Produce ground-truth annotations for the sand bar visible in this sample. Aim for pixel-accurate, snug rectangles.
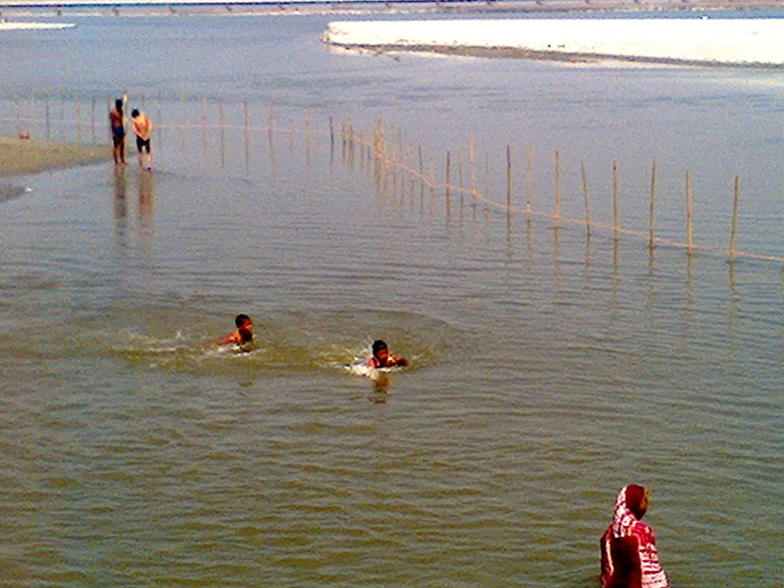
[324,18,784,67]
[0,22,75,29]
[0,137,108,177]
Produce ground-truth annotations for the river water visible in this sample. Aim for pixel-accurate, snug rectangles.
[1,11,782,586]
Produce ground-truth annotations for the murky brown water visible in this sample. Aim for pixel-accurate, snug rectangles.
[1,12,782,586]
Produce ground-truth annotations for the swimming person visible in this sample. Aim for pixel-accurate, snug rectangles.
[213,314,254,346]
[368,339,408,368]
[109,98,126,165]
[600,484,670,588]
[131,108,153,170]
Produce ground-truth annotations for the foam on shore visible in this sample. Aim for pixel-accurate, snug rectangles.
[324,18,784,67]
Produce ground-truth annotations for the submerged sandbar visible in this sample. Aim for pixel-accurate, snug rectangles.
[324,18,784,67]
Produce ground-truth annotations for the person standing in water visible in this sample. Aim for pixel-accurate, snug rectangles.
[109,98,126,165]
[213,314,254,346]
[367,339,408,368]
[600,484,670,588]
[131,108,153,170]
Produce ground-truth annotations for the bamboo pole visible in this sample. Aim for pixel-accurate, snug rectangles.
[469,135,476,198]
[219,101,226,167]
[484,151,490,205]
[157,90,163,148]
[430,159,436,200]
[76,97,82,142]
[201,96,209,164]
[329,116,335,159]
[612,160,620,237]
[91,96,96,143]
[685,170,694,251]
[648,158,657,250]
[554,150,561,219]
[445,150,451,205]
[729,175,741,260]
[243,100,250,173]
[581,159,591,234]
[525,146,533,214]
[506,145,512,211]
[267,100,275,147]
[458,152,464,191]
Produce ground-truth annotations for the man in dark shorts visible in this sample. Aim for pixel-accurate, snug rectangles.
[131,108,153,170]
[109,98,126,165]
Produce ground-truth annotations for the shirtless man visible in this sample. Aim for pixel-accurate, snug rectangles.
[368,339,408,368]
[109,98,126,165]
[214,314,254,346]
[131,108,153,170]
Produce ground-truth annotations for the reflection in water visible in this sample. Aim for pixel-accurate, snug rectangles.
[113,167,155,253]
[137,170,155,252]
[369,373,390,400]
[113,165,128,247]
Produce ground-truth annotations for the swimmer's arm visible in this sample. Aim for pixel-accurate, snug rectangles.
[211,331,240,346]
[392,356,409,367]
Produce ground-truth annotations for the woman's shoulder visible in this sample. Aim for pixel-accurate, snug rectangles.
[629,520,655,542]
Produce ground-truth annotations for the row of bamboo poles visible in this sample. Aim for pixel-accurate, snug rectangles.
[340,119,771,263]
[0,93,779,264]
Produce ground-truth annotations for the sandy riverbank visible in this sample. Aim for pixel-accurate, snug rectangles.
[0,137,108,177]
[324,18,784,67]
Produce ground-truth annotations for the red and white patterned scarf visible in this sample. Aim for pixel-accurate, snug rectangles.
[611,485,670,588]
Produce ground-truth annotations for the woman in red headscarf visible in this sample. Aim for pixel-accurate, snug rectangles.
[600,484,670,588]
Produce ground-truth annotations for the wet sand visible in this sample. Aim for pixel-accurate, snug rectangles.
[0,137,108,177]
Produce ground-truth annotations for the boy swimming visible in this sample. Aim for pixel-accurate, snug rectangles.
[367,339,408,368]
[213,314,254,346]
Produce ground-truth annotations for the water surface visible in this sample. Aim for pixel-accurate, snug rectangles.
[1,12,782,586]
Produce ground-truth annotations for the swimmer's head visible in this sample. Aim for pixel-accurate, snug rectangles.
[371,339,389,361]
[115,98,123,110]
[131,109,140,118]
[235,314,252,329]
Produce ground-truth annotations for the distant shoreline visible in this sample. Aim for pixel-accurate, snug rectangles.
[330,43,784,69]
[0,0,782,18]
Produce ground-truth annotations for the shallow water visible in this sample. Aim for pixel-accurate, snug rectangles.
[1,11,783,586]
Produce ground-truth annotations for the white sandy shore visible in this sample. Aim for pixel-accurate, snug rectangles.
[324,18,784,67]
[0,21,75,29]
